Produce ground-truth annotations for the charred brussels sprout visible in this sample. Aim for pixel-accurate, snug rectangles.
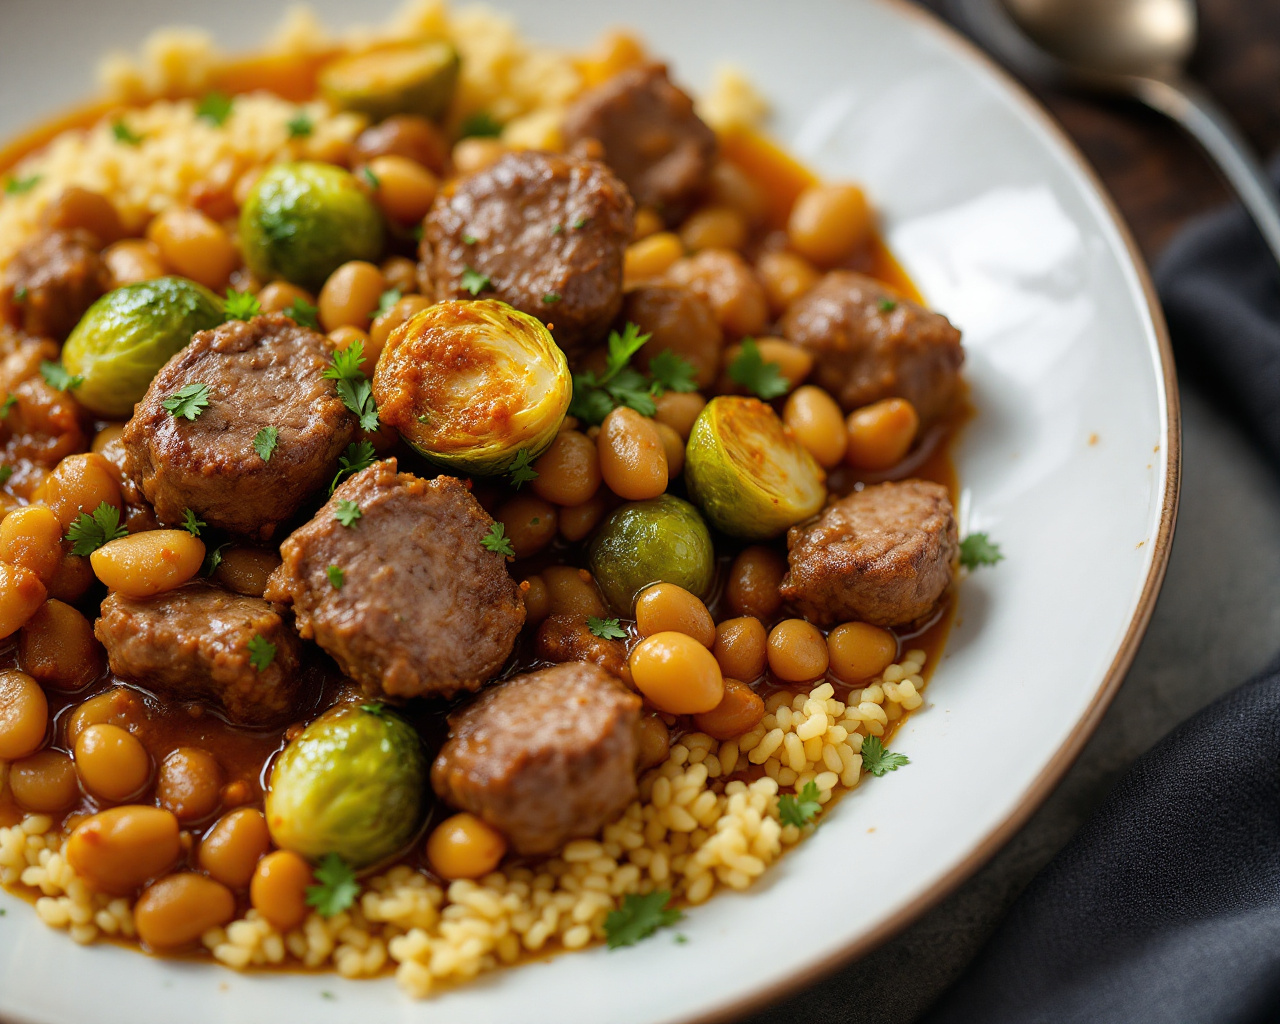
[685,396,826,540]
[320,41,461,122]
[372,299,571,475]
[61,277,224,417]
[265,703,428,869]
[587,494,714,613]
[240,163,385,291]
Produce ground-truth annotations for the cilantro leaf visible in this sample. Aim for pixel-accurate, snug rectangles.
[334,500,362,528]
[777,781,822,828]
[959,533,1003,570]
[305,853,360,918]
[1,395,16,417]
[181,508,205,538]
[323,343,379,431]
[111,121,144,145]
[507,449,538,489]
[253,426,279,462]
[461,267,491,296]
[40,361,83,392]
[375,289,402,320]
[541,292,561,305]
[605,891,683,949]
[481,522,514,557]
[567,323,656,425]
[571,216,588,230]
[459,111,503,138]
[223,288,261,322]
[3,175,40,195]
[604,322,652,376]
[0,466,12,486]
[877,297,899,313]
[323,341,366,383]
[196,91,233,126]
[727,338,788,400]
[286,110,313,138]
[65,501,128,556]
[283,296,318,329]
[162,383,211,421]
[330,439,377,493]
[462,233,478,245]
[247,635,276,672]
[202,542,229,577]
[647,350,699,395]
[326,565,345,589]
[587,616,626,640]
[860,735,909,777]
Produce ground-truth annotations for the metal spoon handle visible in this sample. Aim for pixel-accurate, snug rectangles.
[1133,75,1280,267]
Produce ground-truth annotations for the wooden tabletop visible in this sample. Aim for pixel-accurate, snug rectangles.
[921,0,1280,259]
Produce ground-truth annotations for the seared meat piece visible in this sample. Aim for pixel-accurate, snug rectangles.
[780,479,958,628]
[563,64,717,223]
[264,460,524,699]
[95,585,305,726]
[1,230,109,340]
[622,284,723,389]
[432,662,642,855]
[780,271,964,422]
[421,150,633,354]
[122,314,356,541]
[536,613,629,681]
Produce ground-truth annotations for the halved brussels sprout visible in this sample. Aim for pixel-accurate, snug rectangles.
[372,299,572,475]
[685,395,826,540]
[587,494,714,613]
[240,162,385,291]
[61,277,224,418]
[265,703,428,869]
[320,41,460,122]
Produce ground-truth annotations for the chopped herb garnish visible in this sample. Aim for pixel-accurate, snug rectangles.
[604,891,683,949]
[334,499,362,528]
[223,288,262,322]
[462,233,478,245]
[550,223,564,235]
[567,322,657,424]
[459,111,503,138]
[247,635,276,672]
[375,288,402,319]
[324,342,365,382]
[507,448,539,489]
[326,565,345,589]
[253,426,279,462]
[959,532,1003,570]
[40,361,83,392]
[283,296,319,329]
[330,439,377,493]
[65,501,128,556]
[360,702,385,716]
[323,342,379,431]
[360,165,380,190]
[305,853,360,918]
[412,224,424,242]
[481,522,515,557]
[647,350,699,395]
[286,110,314,138]
[202,542,230,577]
[320,992,334,1001]
[111,121,143,145]
[461,267,491,296]
[588,616,626,640]
[162,383,211,421]
[196,91,233,126]
[13,286,27,303]
[0,395,15,417]
[0,466,12,486]
[416,413,430,424]
[877,297,899,313]
[778,781,822,828]
[727,338,789,400]
[541,292,561,305]
[3,174,40,195]
[571,216,588,230]
[860,735,909,777]
[675,933,688,945]
[181,508,205,538]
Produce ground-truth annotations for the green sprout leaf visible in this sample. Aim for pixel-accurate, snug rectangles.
[327,565,345,589]
[461,267,491,296]
[727,338,788,400]
[162,383,211,421]
[604,891,683,949]
[181,508,206,538]
[202,542,230,577]
[111,121,144,145]
[40,361,83,392]
[65,502,127,556]
[330,439,377,493]
[507,449,539,489]
[223,288,262,322]
[481,522,514,558]
[305,853,360,918]
[283,296,319,329]
[860,735,909,777]
[196,91,233,126]
[647,350,699,395]
[587,616,626,640]
[959,532,1003,570]
[253,426,279,462]
[334,500,362,528]
[247,635,276,672]
[777,781,822,828]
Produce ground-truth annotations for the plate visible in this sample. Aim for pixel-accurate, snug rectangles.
[0,1,1178,1022]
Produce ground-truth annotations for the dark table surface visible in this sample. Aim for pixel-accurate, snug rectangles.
[743,1,1280,1021]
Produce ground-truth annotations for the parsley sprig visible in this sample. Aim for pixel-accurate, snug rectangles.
[181,508,205,538]
[959,533,1003,570]
[334,500,362,528]
[286,110,313,139]
[253,426,279,462]
[3,175,40,195]
[860,736,909,777]
[461,267,491,296]
[162,383,211,420]
[375,288,402,319]
[567,323,696,426]
[587,616,626,640]
[223,288,262,322]
[111,121,144,146]
[247,635,276,672]
[507,449,538,489]
[40,361,83,392]
[196,92,233,126]
[481,522,514,558]
[323,342,379,432]
[305,853,360,918]
[203,542,230,577]
[65,502,128,556]
[284,297,319,329]
[331,439,377,493]
[459,111,503,138]
[778,781,822,828]
[727,338,788,400]
[326,565,345,589]
[604,891,683,949]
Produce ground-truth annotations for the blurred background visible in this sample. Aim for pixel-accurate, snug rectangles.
[745,1,1280,1021]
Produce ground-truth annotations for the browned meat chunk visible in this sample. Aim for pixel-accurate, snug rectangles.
[432,662,642,855]
[264,460,524,699]
[780,479,957,628]
[563,64,717,223]
[1,230,109,340]
[95,585,305,726]
[122,314,357,541]
[421,150,633,354]
[622,284,723,389]
[535,613,629,681]
[780,271,964,422]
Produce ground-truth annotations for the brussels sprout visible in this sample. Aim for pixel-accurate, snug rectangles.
[61,277,224,417]
[265,703,428,869]
[372,299,572,475]
[240,162,385,291]
[685,396,827,540]
[320,41,460,122]
[587,495,714,613]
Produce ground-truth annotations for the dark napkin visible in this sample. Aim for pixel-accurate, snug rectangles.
[920,167,1280,1024]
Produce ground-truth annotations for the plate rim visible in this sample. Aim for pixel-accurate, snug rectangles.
[685,2,1181,1020]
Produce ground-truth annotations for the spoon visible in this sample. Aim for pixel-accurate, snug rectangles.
[952,0,1280,267]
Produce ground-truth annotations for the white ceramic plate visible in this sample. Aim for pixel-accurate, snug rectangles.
[0,1,1178,1022]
